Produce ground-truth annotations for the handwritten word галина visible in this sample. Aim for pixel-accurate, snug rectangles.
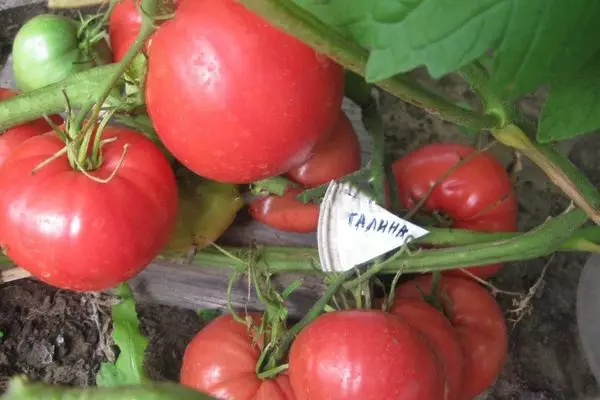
[347,212,409,238]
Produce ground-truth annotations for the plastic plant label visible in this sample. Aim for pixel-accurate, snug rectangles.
[317,181,429,273]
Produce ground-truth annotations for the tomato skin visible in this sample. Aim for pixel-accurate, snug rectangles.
[181,314,295,400]
[249,188,319,234]
[109,0,178,62]
[393,143,517,278]
[389,299,463,400]
[0,88,63,168]
[146,0,344,183]
[288,310,444,400]
[395,275,508,399]
[163,175,243,253]
[12,14,111,91]
[250,112,361,233]
[286,112,362,187]
[0,127,178,291]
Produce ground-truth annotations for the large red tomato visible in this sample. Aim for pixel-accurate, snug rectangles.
[108,0,178,62]
[145,0,344,183]
[395,275,508,399]
[393,143,517,278]
[180,313,295,400]
[0,88,63,168]
[0,127,178,291]
[249,112,361,233]
[288,310,444,400]
[390,299,463,400]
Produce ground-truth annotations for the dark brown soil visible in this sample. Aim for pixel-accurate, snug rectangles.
[0,279,205,392]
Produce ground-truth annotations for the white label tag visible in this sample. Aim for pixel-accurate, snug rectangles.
[317,181,429,273]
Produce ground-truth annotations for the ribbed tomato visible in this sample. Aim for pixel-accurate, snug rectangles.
[181,313,295,400]
[393,143,517,278]
[395,275,508,399]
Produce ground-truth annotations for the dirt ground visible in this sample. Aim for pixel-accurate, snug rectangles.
[2,2,600,399]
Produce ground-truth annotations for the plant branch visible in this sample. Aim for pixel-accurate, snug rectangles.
[0,65,119,131]
[238,0,499,131]
[1,377,217,400]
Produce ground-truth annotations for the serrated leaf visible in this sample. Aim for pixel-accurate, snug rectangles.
[538,55,600,143]
[295,0,512,82]
[96,283,149,388]
[491,0,600,100]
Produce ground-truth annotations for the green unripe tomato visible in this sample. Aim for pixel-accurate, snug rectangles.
[12,14,112,91]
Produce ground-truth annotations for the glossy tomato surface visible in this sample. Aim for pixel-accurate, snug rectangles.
[249,188,319,234]
[0,88,63,168]
[390,299,463,400]
[109,0,178,62]
[286,112,361,187]
[250,112,360,233]
[0,127,178,291]
[288,310,444,400]
[393,143,517,278]
[396,275,508,399]
[12,14,111,91]
[146,0,344,183]
[181,313,295,400]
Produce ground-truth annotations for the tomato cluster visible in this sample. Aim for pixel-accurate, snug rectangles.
[2,1,519,397]
[180,274,507,400]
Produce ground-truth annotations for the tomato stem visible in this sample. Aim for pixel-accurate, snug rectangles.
[252,176,296,196]
[238,0,500,130]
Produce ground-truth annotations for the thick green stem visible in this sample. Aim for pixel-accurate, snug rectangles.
[0,65,119,131]
[238,0,498,130]
[459,65,600,224]
[1,378,216,400]
[74,0,159,136]
[363,100,386,205]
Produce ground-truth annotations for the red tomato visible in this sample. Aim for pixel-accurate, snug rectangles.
[286,112,361,187]
[0,88,63,168]
[389,299,463,400]
[181,313,295,400]
[395,275,508,399]
[249,112,361,233]
[249,188,319,234]
[109,0,178,62]
[146,0,344,183]
[0,127,178,291]
[392,143,517,278]
[288,310,444,400]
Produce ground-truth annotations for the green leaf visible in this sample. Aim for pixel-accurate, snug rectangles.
[196,309,222,323]
[490,0,600,100]
[96,284,149,388]
[538,55,600,143]
[295,0,512,82]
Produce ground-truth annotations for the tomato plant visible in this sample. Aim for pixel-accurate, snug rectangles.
[12,14,111,91]
[389,299,463,400]
[395,275,508,399]
[393,143,518,278]
[249,112,361,233]
[0,88,63,168]
[288,310,444,400]
[145,0,344,183]
[163,171,243,253]
[0,127,178,291]
[180,313,295,399]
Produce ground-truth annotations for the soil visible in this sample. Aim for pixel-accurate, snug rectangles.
[1,2,600,399]
[0,279,205,392]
